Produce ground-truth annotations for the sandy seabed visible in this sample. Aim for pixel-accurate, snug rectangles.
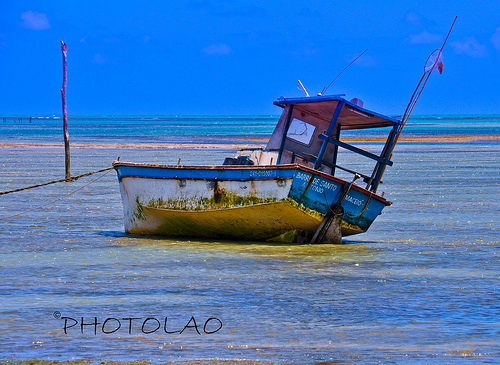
[1,135,499,149]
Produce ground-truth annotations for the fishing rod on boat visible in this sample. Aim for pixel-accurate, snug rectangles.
[298,48,368,97]
[320,49,368,96]
[297,49,368,97]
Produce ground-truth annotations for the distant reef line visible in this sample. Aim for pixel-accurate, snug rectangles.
[1,135,499,149]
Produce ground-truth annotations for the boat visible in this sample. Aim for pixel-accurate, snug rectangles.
[113,19,456,244]
[113,95,401,244]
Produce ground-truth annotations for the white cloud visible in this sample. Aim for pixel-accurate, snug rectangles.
[404,10,435,28]
[92,54,107,64]
[351,54,377,68]
[451,36,487,58]
[202,43,232,56]
[409,31,442,44]
[293,46,316,58]
[492,27,500,50]
[21,11,50,30]
[405,11,424,26]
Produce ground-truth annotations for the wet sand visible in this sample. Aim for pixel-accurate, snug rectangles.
[2,361,271,365]
[0,142,266,149]
[1,135,499,149]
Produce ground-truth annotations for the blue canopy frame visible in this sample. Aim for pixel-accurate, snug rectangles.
[273,95,402,192]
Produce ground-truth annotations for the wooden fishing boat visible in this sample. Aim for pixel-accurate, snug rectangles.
[113,18,455,244]
[113,95,400,243]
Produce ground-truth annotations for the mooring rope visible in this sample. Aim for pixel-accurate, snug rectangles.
[0,168,113,221]
[0,167,113,196]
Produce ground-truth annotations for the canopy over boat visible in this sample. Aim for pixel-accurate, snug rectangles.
[260,95,402,193]
[273,95,401,130]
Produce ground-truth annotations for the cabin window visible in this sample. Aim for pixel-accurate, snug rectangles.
[286,118,316,146]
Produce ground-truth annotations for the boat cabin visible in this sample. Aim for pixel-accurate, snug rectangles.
[234,95,402,193]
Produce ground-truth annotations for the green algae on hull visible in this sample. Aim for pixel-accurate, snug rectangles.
[133,196,147,221]
[144,193,280,211]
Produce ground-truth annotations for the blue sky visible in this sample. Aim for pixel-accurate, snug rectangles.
[1,1,499,116]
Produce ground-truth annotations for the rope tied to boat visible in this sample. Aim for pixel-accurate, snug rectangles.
[0,167,113,221]
[343,192,373,221]
[0,167,114,196]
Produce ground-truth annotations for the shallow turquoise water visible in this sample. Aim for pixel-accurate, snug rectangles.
[0,119,499,363]
[1,114,500,143]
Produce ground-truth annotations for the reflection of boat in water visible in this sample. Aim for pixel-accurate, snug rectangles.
[114,95,400,244]
[114,19,456,243]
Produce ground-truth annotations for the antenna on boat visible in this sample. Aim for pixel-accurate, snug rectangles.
[320,49,368,96]
[297,80,310,97]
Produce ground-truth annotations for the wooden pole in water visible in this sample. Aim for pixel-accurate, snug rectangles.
[60,40,70,181]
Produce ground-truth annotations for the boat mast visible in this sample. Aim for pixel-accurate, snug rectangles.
[397,16,457,138]
[369,17,457,193]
